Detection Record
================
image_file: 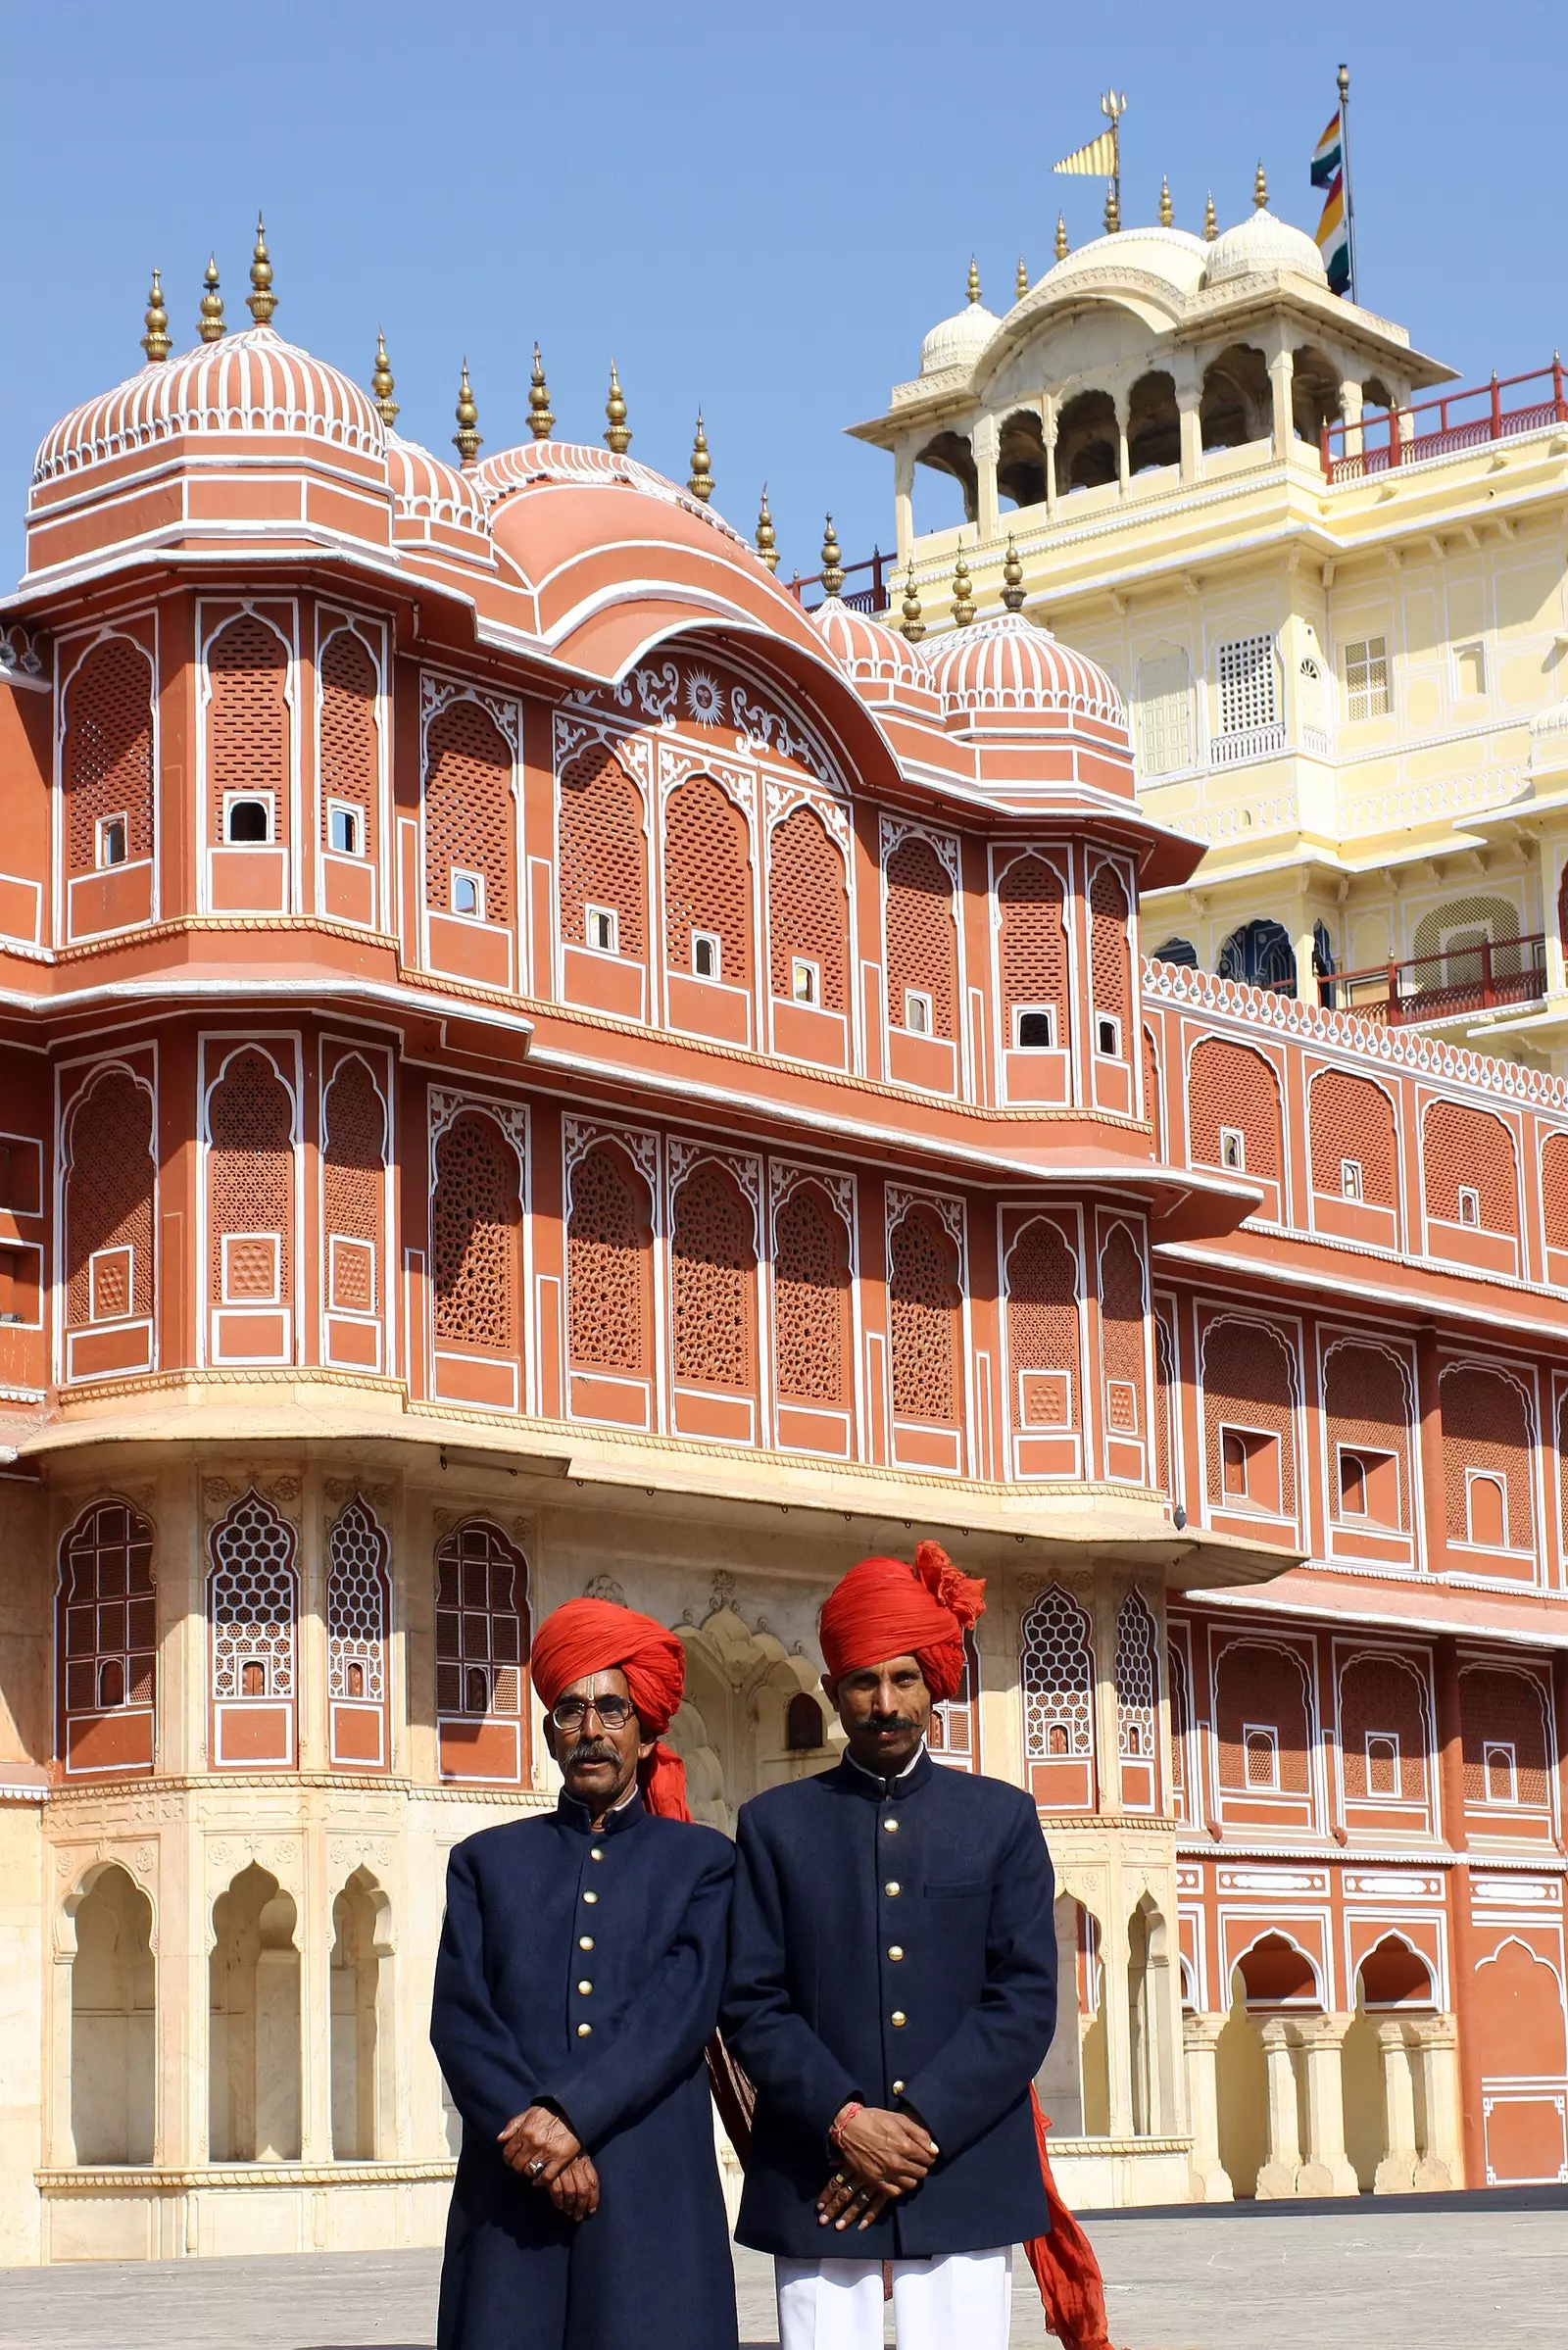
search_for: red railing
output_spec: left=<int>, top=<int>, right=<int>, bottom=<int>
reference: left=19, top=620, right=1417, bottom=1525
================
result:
left=1319, top=360, right=1567, bottom=485
left=787, top=549, right=893, bottom=615
left=1319, top=934, right=1546, bottom=1027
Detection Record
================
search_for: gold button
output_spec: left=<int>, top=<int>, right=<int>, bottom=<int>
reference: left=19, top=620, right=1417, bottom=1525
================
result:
left=577, top=1980, right=593, bottom=1995
left=576, top=2022, right=593, bottom=2038
left=590, top=1846, right=605, bottom=1861
left=885, top=1881, right=901, bottom=1897
left=883, top=1817, right=899, bottom=1833
left=891, top=2010, right=906, bottom=2028
left=583, top=1890, right=598, bottom=1905
left=892, top=2080, right=906, bottom=2095
left=579, top=1935, right=594, bottom=1951
left=889, top=1945, right=904, bottom=1962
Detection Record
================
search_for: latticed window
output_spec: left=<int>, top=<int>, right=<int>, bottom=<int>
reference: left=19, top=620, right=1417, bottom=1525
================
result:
left=1310, top=1070, right=1396, bottom=1206
left=424, top=697, right=513, bottom=920
left=998, top=855, right=1069, bottom=1053
left=888, top=1208, right=959, bottom=1424
left=1005, top=1217, right=1078, bottom=1430
left=1152, top=1310, right=1177, bottom=1497
left=567, top=1145, right=651, bottom=1375
left=773, top=1184, right=850, bottom=1406
left=1324, top=1342, right=1411, bottom=1530
left=1459, top=1665, right=1550, bottom=1806
left=1542, top=1133, right=1568, bottom=1252
left=1166, top=1639, right=1190, bottom=1804
left=64, top=639, right=155, bottom=876
left=671, top=1163, right=755, bottom=1390
left=64, top=1069, right=155, bottom=1330
left=768, top=806, right=848, bottom=1012
left=1422, top=1102, right=1518, bottom=1236
left=1339, top=1654, right=1427, bottom=1803
left=207, top=613, right=289, bottom=844
left=1135, top=648, right=1195, bottom=776
left=1188, top=1039, right=1284, bottom=1184
left=59, top=1500, right=156, bottom=1721
left=664, top=774, right=751, bottom=983
left=1344, top=636, right=1390, bottom=722
left=318, top=629, right=378, bottom=855
left=322, top=1056, right=386, bottom=1316
left=210, top=1493, right=297, bottom=1700
left=432, top=1111, right=520, bottom=1353
left=885, top=836, right=956, bottom=1039
left=1021, top=1586, right=1095, bottom=1760
left=929, top=1633, right=979, bottom=1764
left=1440, top=1363, right=1533, bottom=1549
left=1201, top=1317, right=1298, bottom=1517
left=435, top=1521, right=527, bottom=1720
left=207, top=1049, right=293, bottom=1312
left=1214, top=1640, right=1311, bottom=1793
left=1089, top=862, right=1132, bottom=1054
left=1115, top=1591, right=1158, bottom=1760
left=327, top=1496, right=390, bottom=1703
left=1215, top=635, right=1278, bottom=735
left=1100, top=1224, right=1146, bottom=1438
left=559, top=746, right=647, bottom=956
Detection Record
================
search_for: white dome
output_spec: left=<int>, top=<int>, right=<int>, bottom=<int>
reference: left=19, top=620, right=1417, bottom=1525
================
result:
left=1041, top=225, right=1208, bottom=301
left=1204, top=207, right=1327, bottom=289
left=919, top=298, right=1001, bottom=378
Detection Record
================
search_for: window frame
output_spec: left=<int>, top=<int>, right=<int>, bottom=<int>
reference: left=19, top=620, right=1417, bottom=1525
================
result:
left=585, top=902, right=619, bottom=956
left=904, top=986, right=934, bottom=1037
left=691, top=927, right=722, bottom=981
left=789, top=954, right=819, bottom=1006
left=326, top=799, right=363, bottom=857
left=95, top=811, right=129, bottom=870
left=1242, top=1721, right=1281, bottom=1790
left=450, top=864, right=485, bottom=920
left=1219, top=1124, right=1246, bottom=1172
left=223, top=790, right=275, bottom=848
left=1343, top=634, right=1391, bottom=723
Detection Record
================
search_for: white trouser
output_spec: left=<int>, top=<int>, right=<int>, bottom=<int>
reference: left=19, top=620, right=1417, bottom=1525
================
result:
left=775, top=2247, right=1012, bottom=2349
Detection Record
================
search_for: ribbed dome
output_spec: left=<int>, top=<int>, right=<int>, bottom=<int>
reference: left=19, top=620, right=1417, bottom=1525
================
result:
left=808, top=597, right=931, bottom=692
left=919, top=299, right=1001, bottom=378
left=929, top=610, right=1125, bottom=731
left=385, top=434, right=491, bottom=558
left=1204, top=207, right=1328, bottom=289
left=472, top=438, right=748, bottom=547
left=32, top=325, right=384, bottom=484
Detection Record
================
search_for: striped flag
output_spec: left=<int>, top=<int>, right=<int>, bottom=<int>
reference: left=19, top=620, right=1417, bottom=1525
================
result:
left=1310, top=109, right=1343, bottom=189
left=1315, top=170, right=1350, bottom=295
left=1054, top=129, right=1117, bottom=176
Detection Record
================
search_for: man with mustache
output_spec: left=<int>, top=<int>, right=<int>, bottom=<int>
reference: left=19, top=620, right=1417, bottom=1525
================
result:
left=721, top=1545, right=1063, bottom=2350
left=431, top=1598, right=737, bottom=2350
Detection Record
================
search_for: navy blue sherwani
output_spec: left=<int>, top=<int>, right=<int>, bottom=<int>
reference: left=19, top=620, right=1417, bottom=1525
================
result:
left=431, top=1790, right=738, bottom=2350
left=721, top=1748, right=1056, bottom=2258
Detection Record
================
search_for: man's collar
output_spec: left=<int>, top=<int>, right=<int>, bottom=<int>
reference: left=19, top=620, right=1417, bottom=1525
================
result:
left=556, top=1779, right=645, bottom=1836
left=839, top=1739, right=933, bottom=1799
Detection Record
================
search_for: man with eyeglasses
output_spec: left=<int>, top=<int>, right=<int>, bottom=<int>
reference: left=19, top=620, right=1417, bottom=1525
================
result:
left=431, top=1596, right=738, bottom=2350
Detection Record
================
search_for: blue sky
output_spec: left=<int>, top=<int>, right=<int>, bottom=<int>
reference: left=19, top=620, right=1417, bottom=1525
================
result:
left=4, top=1, right=1565, bottom=590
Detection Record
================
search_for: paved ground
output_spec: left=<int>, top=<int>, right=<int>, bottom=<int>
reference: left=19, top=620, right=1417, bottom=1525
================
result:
left=1, top=2190, right=1565, bottom=2348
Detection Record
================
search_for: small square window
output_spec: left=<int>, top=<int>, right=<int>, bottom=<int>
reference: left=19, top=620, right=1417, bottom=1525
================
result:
left=97, top=814, right=128, bottom=869
left=1365, top=1733, right=1401, bottom=1798
left=1483, top=1740, right=1517, bottom=1805
left=225, top=796, right=271, bottom=846
left=905, top=989, right=933, bottom=1037
left=587, top=905, right=618, bottom=955
left=1243, top=1724, right=1280, bottom=1789
left=1015, top=1006, right=1055, bottom=1051
left=1219, top=1126, right=1246, bottom=1172
left=791, top=956, right=819, bottom=1005
left=1344, top=636, right=1391, bottom=722
left=1341, top=1158, right=1363, bottom=1202
left=692, top=930, right=720, bottom=980
left=1457, top=1185, right=1480, bottom=1229
left=451, top=868, right=483, bottom=918
left=328, top=804, right=361, bottom=856
left=1096, top=1013, right=1121, bottom=1058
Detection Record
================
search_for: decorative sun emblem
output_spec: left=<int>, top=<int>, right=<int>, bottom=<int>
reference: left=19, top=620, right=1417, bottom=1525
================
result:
left=685, top=669, right=724, bottom=726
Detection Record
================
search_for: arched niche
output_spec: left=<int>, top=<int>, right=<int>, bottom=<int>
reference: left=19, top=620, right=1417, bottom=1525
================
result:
left=1127, top=370, right=1181, bottom=473
left=913, top=430, right=978, bottom=527
left=997, top=409, right=1048, bottom=510
left=1200, top=345, right=1270, bottom=451
left=330, top=1866, right=395, bottom=2161
left=67, top=1862, right=156, bottom=2165
left=1055, top=388, right=1118, bottom=491
left=669, top=1603, right=832, bottom=1832
left=210, top=1862, right=300, bottom=2162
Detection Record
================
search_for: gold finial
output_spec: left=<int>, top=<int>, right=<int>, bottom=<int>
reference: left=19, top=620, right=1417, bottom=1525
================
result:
left=604, top=360, right=631, bottom=455
left=1158, top=175, right=1173, bottom=228
left=1054, top=212, right=1069, bottom=263
left=1203, top=189, right=1217, bottom=241
left=246, top=212, right=276, bottom=324
left=820, top=514, right=844, bottom=599
left=756, top=484, right=778, bottom=571
left=453, top=358, right=481, bottom=465
left=1103, top=180, right=1120, bottom=235
left=687, top=412, right=713, bottom=504
left=900, top=561, right=925, bottom=644
left=952, top=541, right=975, bottom=627
left=1253, top=159, right=1268, bottom=210
left=1015, top=254, right=1029, bottom=301
left=370, top=328, right=399, bottom=426
left=198, top=255, right=225, bottom=344
left=528, top=342, right=555, bottom=440
left=1002, top=533, right=1025, bottom=613
left=966, top=256, right=981, bottom=305
left=141, top=269, right=171, bottom=365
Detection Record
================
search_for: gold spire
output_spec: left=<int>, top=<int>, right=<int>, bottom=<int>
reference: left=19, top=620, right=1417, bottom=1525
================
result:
left=1015, top=254, right=1029, bottom=301
left=1158, top=175, right=1173, bottom=228
left=528, top=342, right=555, bottom=440
left=453, top=359, right=481, bottom=465
left=900, top=561, right=925, bottom=644
left=966, top=256, right=981, bottom=305
left=370, top=329, right=398, bottom=427
left=246, top=212, right=276, bottom=324
left=687, top=412, right=712, bottom=504
left=820, top=515, right=844, bottom=599
left=952, top=541, right=974, bottom=627
left=1203, top=189, right=1217, bottom=241
left=1001, top=533, right=1026, bottom=613
left=197, top=256, right=225, bottom=344
left=1253, top=159, right=1268, bottom=210
left=604, top=360, right=631, bottom=456
left=141, top=269, right=171, bottom=365
left=1054, top=212, right=1069, bottom=263
left=755, top=484, right=778, bottom=571
left=1103, top=180, right=1120, bottom=235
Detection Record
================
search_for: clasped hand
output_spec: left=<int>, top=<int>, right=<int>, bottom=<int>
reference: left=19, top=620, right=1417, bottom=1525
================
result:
left=816, top=2104, right=939, bottom=2231
left=498, top=2104, right=601, bottom=2221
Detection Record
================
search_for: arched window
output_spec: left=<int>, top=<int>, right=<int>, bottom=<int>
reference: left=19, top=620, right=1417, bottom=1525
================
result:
left=998, top=854, right=1070, bottom=1058
left=768, top=804, right=849, bottom=1017
left=1217, top=917, right=1295, bottom=994
left=1187, top=1038, right=1284, bottom=1187
left=559, top=745, right=647, bottom=960
left=63, top=639, right=155, bottom=879
left=207, top=612, right=289, bottom=848
left=929, top=1631, right=980, bottom=1772
left=1151, top=936, right=1198, bottom=969
left=1020, top=1587, right=1096, bottom=1801
left=1088, top=861, right=1132, bottom=1061
left=63, top=1068, right=156, bottom=1372
left=322, top=1055, right=387, bottom=1357
left=670, top=1162, right=756, bottom=1393
left=326, top=1495, right=391, bottom=1770
left=1309, top=1070, right=1396, bottom=1209
left=663, top=774, right=752, bottom=990
left=434, top=1519, right=530, bottom=1785
left=885, top=834, right=957, bottom=1041
left=888, top=1207, right=960, bottom=1429
left=773, top=1183, right=852, bottom=1413
left=1099, top=1223, right=1147, bottom=1461
left=318, top=627, right=378, bottom=861
left=1115, top=1591, right=1158, bottom=1806
left=1323, top=1341, right=1412, bottom=1533
left=1200, top=1315, right=1298, bottom=1525
left=1440, top=1363, right=1533, bottom=1554
left=206, top=1047, right=295, bottom=1364
left=786, top=1692, right=825, bottom=1751
left=1422, top=1102, right=1519, bottom=1239
left=432, top=1109, right=522, bottom=1365
left=209, top=1492, right=298, bottom=1768
left=1005, top=1216, right=1079, bottom=1435
left=57, top=1499, right=156, bottom=1777
left=1214, top=1640, right=1312, bottom=1800
left=567, top=1143, right=654, bottom=1381
left=424, top=697, right=513, bottom=922
left=1166, top=1638, right=1191, bottom=1818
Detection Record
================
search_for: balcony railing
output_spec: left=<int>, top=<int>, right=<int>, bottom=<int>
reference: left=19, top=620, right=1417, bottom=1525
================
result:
left=1319, top=934, right=1547, bottom=1028
left=1319, top=360, right=1568, bottom=486
left=787, top=549, right=894, bottom=615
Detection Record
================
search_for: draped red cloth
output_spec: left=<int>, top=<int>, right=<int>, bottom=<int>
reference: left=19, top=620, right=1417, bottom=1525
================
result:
left=1024, top=2093, right=1116, bottom=2350
left=530, top=1597, right=691, bottom=1820
left=817, top=1542, right=986, bottom=1702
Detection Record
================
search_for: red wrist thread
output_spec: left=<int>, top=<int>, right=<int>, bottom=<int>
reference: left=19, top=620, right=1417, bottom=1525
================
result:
left=829, top=2101, right=864, bottom=2147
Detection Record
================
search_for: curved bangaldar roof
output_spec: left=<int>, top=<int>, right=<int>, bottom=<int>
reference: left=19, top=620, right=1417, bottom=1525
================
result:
left=474, top=436, right=751, bottom=550
left=1038, top=223, right=1210, bottom=305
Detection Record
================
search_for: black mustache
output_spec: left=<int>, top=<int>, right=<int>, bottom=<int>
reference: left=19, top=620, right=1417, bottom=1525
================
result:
left=865, top=1715, right=920, bottom=1733
left=567, top=1741, right=618, bottom=1767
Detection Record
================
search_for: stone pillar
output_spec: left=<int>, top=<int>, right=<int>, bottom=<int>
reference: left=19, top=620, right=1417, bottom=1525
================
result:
left=1373, top=2019, right=1420, bottom=2192
left=893, top=445, right=915, bottom=567
left=1183, top=2013, right=1234, bottom=2201
left=1539, top=834, right=1566, bottom=1000
left=1294, top=2014, right=1360, bottom=2196
left=1406, top=2014, right=1461, bottom=2189
left=1293, top=908, right=1321, bottom=1004
left=1434, top=1634, right=1483, bottom=2187
left=973, top=415, right=1001, bottom=544
left=1114, top=389, right=1131, bottom=496
left=1043, top=399, right=1059, bottom=522
left=47, top=1928, right=76, bottom=2168
left=1177, top=387, right=1203, bottom=483
left=300, top=1832, right=333, bottom=2166
left=1339, top=378, right=1363, bottom=461
left=254, top=1946, right=301, bottom=2162
left=1268, top=347, right=1296, bottom=461
left=1255, top=2019, right=1302, bottom=2198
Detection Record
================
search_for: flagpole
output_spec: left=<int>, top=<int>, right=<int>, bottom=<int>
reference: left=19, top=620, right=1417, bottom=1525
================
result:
left=1338, top=62, right=1357, bottom=304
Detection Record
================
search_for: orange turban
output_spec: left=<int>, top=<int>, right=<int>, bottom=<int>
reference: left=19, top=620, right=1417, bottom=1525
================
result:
left=818, top=1542, right=985, bottom=1702
left=531, top=1597, right=692, bottom=1820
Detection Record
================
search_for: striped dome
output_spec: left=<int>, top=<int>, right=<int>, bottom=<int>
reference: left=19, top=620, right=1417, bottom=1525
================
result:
left=32, top=326, right=384, bottom=484
left=929, top=609, right=1125, bottom=732
left=386, top=433, right=490, bottom=546
left=808, top=597, right=931, bottom=693
left=472, top=438, right=748, bottom=548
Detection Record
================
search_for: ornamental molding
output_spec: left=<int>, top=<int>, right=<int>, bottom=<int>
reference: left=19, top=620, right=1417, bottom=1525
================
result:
left=658, top=737, right=756, bottom=815
left=583, top=1573, right=628, bottom=1606
left=885, top=1182, right=965, bottom=1255
left=428, top=1086, right=529, bottom=1177
left=879, top=809, right=962, bottom=892
left=764, top=773, right=853, bottom=857
left=563, top=1114, right=660, bottom=1196
left=729, top=682, right=820, bottom=774
left=553, top=709, right=654, bottom=793
left=202, top=1475, right=301, bottom=1527
left=666, top=1136, right=762, bottom=1236
left=768, top=1157, right=854, bottom=1232
left=419, top=668, right=521, bottom=760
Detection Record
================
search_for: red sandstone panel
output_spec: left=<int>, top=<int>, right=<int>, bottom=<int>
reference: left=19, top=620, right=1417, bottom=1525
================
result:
left=1030, top=1758, right=1094, bottom=1809
left=1425, top=1221, right=1520, bottom=1278
left=67, top=1321, right=155, bottom=1381
left=210, top=846, right=287, bottom=913
left=65, top=1707, right=155, bottom=1776
left=1483, top=2096, right=1568, bottom=2184
left=322, top=855, right=376, bottom=929
left=0, top=873, right=42, bottom=943
left=325, top=1314, right=380, bottom=1371
left=329, top=1700, right=386, bottom=1768
left=563, top=945, right=645, bottom=1021
left=1014, top=1432, right=1081, bottom=1479
left=569, top=1371, right=653, bottom=1430
left=1004, top=1047, right=1069, bottom=1106
left=433, top=1351, right=517, bottom=1411
left=427, top=911, right=514, bottom=991
left=776, top=1403, right=852, bottom=1457
left=893, top=1421, right=961, bottom=1473
left=214, top=1700, right=293, bottom=1767
left=887, top=1029, right=957, bottom=1097
left=1107, top=1436, right=1146, bottom=1483
left=1093, top=1057, right=1133, bottom=1117
left=665, top=971, right=751, bottom=1048
left=1313, top=1194, right=1398, bottom=1249
left=770, top=999, right=850, bottom=1071
left=673, top=1387, right=754, bottom=1444
left=1328, top=1526, right=1414, bottom=1568
left=1120, top=1759, right=1154, bottom=1809
left=212, top=1307, right=290, bottom=1364
left=438, top=1715, right=521, bottom=1785
left=67, top=860, right=154, bottom=939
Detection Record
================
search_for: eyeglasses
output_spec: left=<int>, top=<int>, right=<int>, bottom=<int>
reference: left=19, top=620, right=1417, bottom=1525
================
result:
left=549, top=1694, right=635, bottom=1733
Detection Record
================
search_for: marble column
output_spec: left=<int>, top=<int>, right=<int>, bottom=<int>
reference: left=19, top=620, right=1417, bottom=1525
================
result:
left=1114, top=389, right=1131, bottom=496
left=1294, top=2014, right=1360, bottom=2197
left=1183, top=2013, right=1234, bottom=2201
left=1177, top=387, right=1203, bottom=483
left=973, top=415, right=1001, bottom=544
left=1339, top=378, right=1363, bottom=462
left=1373, top=2018, right=1420, bottom=2193
left=1268, top=347, right=1296, bottom=462
left=1043, top=399, right=1059, bottom=522
left=894, top=446, right=915, bottom=567
left=1255, top=2019, right=1303, bottom=2198
left=1406, top=2014, right=1460, bottom=2189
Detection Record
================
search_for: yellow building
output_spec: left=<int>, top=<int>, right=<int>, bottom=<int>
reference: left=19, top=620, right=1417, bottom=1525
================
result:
left=850, top=177, right=1568, bottom=1063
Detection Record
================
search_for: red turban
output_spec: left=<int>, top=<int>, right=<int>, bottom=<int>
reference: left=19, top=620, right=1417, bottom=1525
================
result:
left=531, top=1597, right=692, bottom=1820
left=818, top=1542, right=985, bottom=1702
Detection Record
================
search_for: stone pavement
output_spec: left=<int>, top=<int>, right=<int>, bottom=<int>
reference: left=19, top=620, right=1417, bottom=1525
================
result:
left=0, top=2190, right=1564, bottom=2348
